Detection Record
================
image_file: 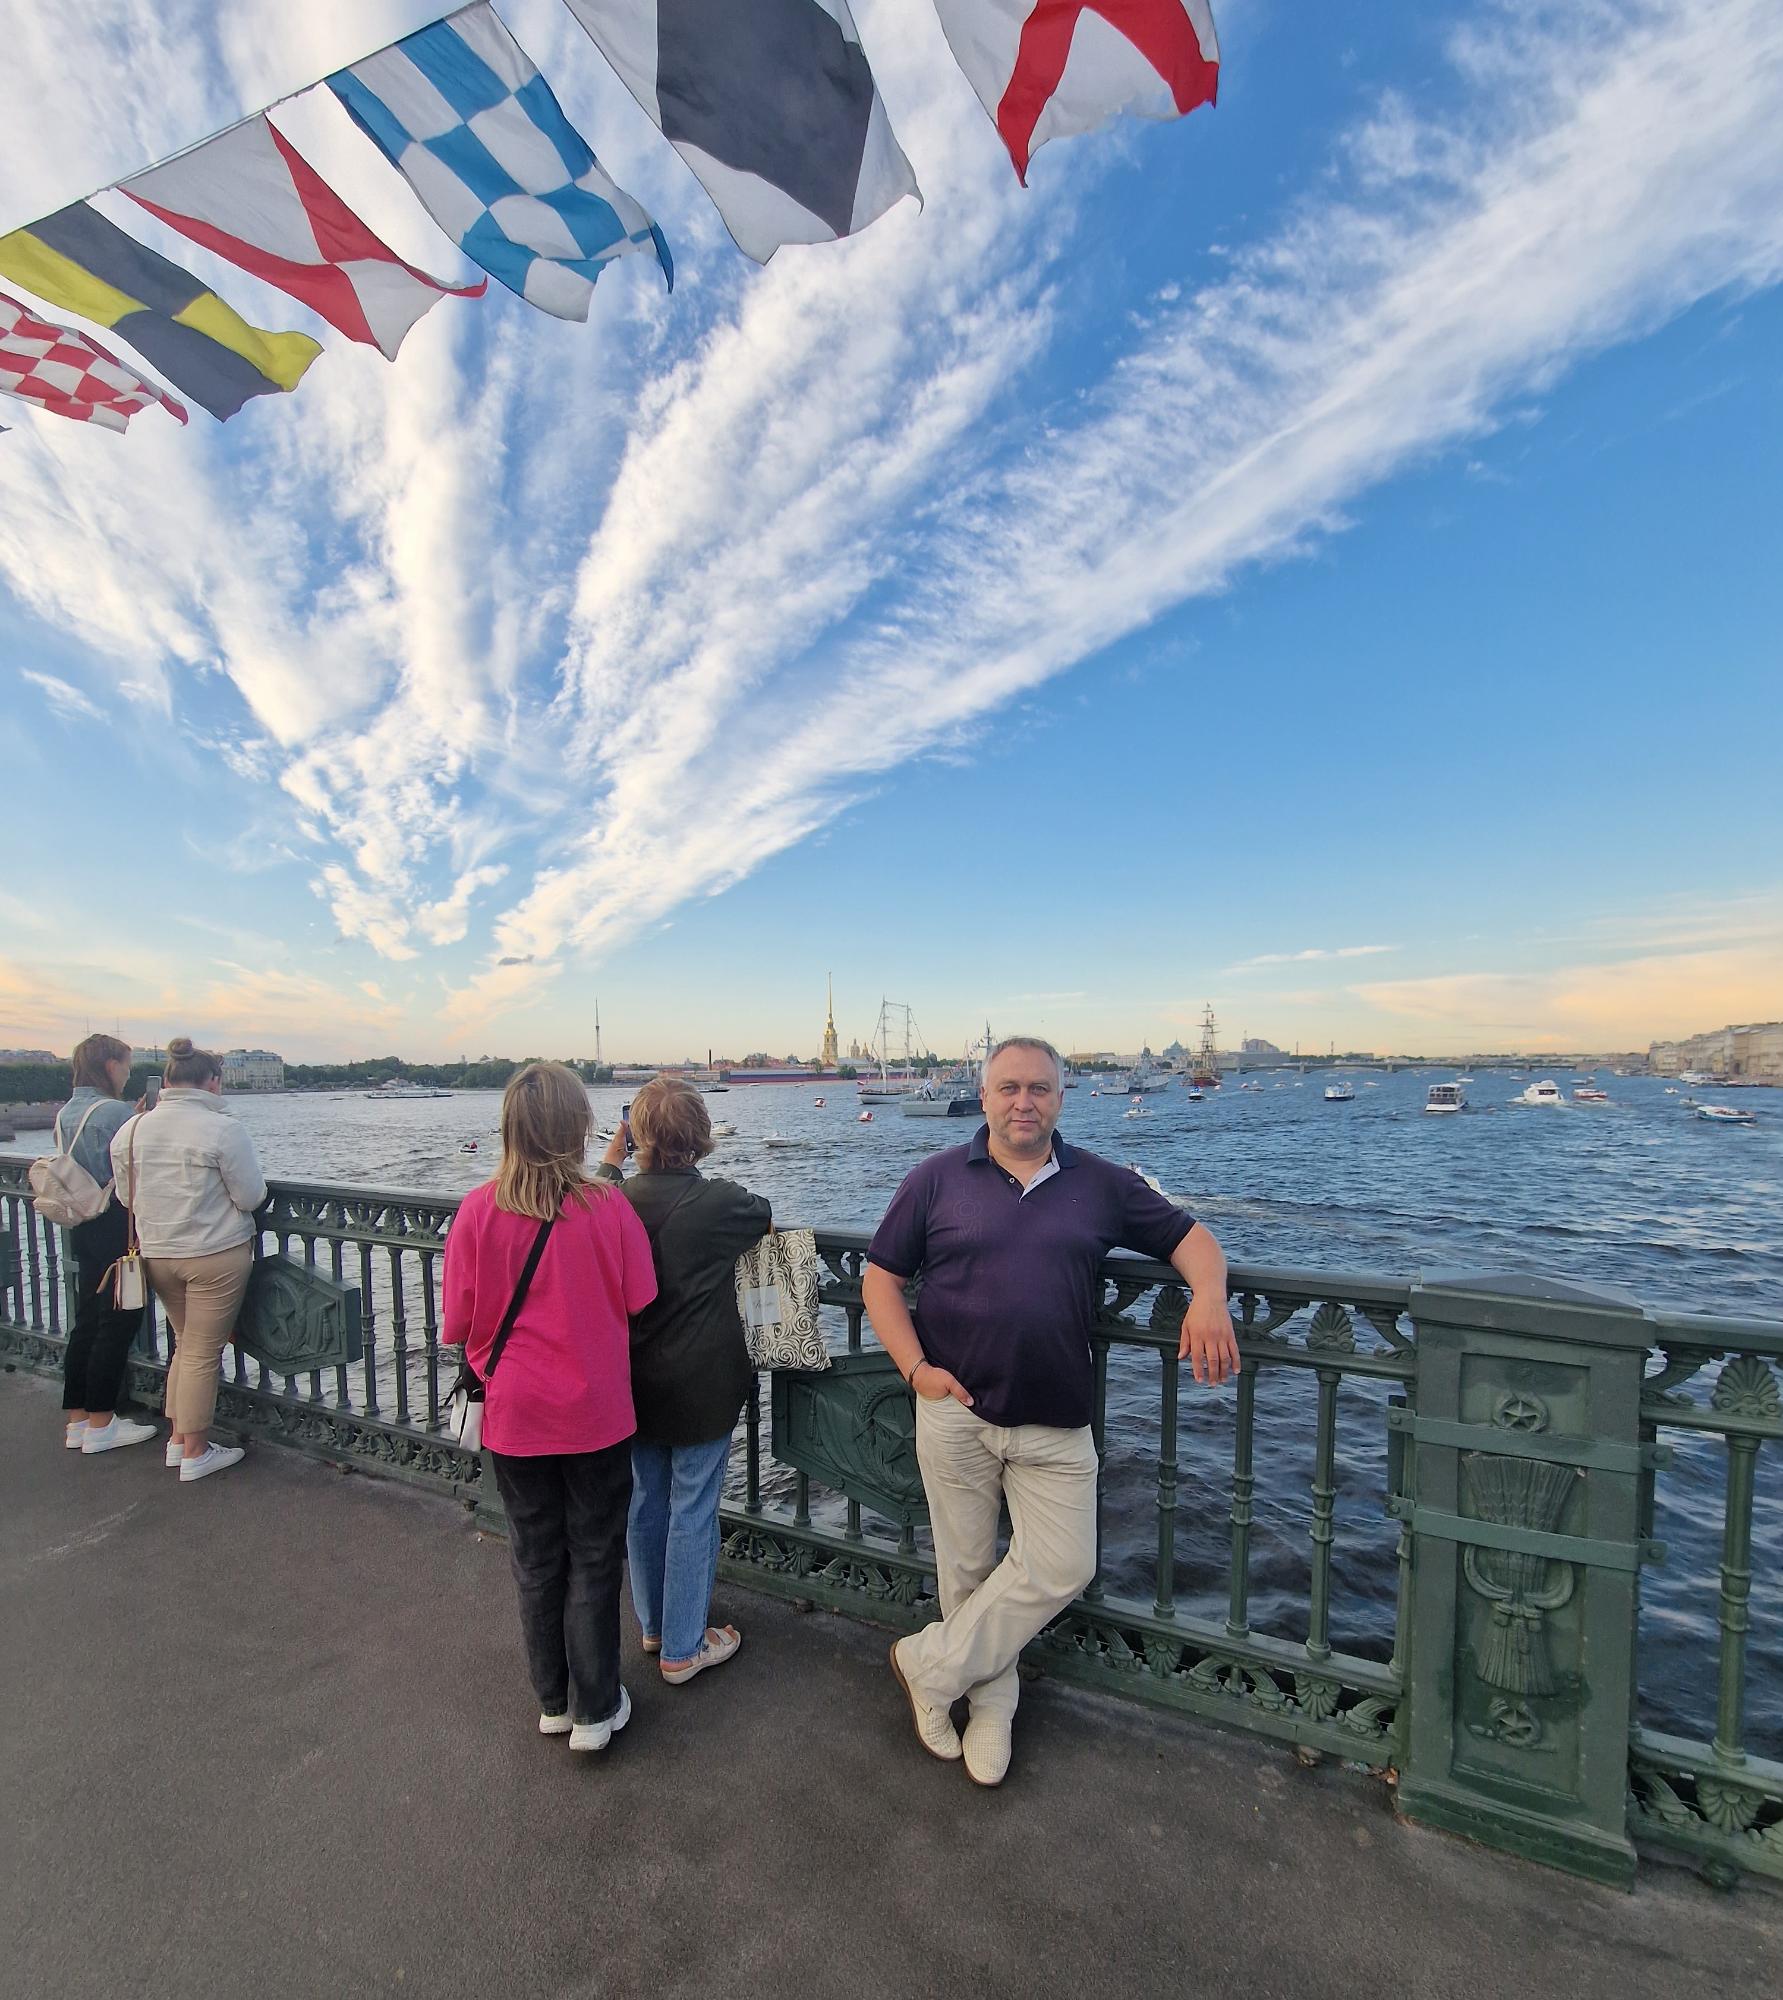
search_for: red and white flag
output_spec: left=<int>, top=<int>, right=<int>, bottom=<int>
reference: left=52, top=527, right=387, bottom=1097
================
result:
left=0, top=289, right=187, bottom=432
left=933, top=0, right=1219, bottom=184
left=122, top=114, right=485, bottom=361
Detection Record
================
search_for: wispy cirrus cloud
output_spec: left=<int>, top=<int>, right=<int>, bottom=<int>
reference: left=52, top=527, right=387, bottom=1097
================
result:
left=1227, top=946, right=1399, bottom=972
left=20, top=669, right=105, bottom=721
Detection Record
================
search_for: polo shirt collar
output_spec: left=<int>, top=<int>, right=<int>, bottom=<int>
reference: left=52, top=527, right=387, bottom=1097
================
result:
left=968, top=1124, right=1078, bottom=1169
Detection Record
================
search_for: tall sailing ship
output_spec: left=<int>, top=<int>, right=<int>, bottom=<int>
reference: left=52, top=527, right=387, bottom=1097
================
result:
left=1190, top=1005, right=1221, bottom=1089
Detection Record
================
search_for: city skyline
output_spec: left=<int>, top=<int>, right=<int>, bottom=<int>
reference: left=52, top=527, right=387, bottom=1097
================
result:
left=3, top=3, right=1780, bottom=1064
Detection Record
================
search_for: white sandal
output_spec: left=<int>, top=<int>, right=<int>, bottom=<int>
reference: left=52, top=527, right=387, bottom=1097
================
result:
left=660, top=1625, right=741, bottom=1685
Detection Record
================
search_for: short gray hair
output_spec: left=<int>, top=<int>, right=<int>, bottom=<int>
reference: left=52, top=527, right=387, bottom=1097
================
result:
left=983, top=1036, right=1064, bottom=1084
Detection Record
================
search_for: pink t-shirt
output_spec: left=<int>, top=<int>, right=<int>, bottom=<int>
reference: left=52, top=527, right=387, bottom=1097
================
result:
left=442, top=1181, right=657, bottom=1456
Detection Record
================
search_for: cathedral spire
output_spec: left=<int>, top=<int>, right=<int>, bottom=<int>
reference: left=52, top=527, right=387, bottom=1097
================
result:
left=820, top=973, right=839, bottom=1068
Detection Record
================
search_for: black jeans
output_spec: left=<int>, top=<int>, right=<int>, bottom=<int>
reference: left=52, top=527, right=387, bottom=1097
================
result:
left=61, top=1203, right=146, bottom=1416
left=490, top=1441, right=633, bottom=1725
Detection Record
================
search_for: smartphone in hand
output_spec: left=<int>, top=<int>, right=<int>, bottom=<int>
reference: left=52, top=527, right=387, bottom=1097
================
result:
left=620, top=1101, right=634, bottom=1156
left=143, top=1076, right=161, bottom=1109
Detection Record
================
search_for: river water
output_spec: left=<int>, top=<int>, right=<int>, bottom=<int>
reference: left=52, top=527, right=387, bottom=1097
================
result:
left=9, top=1067, right=1779, bottom=1747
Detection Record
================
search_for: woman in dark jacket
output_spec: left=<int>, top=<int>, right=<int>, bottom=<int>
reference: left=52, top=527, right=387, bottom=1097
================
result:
left=599, top=1076, right=770, bottom=1684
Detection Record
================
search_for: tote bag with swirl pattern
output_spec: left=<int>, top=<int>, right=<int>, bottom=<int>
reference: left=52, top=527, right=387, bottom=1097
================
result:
left=733, top=1228, right=828, bottom=1372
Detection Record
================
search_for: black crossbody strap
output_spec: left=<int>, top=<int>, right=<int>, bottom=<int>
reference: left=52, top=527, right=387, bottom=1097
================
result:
left=484, top=1215, right=555, bottom=1381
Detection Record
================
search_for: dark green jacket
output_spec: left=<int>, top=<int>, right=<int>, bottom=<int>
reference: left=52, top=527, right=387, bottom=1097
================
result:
left=597, top=1165, right=772, bottom=1446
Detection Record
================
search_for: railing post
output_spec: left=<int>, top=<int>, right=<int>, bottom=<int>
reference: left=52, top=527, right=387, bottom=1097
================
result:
left=1394, top=1274, right=1655, bottom=1888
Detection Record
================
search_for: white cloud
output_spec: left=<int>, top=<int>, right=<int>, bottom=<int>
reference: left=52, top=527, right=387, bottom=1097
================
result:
left=20, top=669, right=104, bottom=721
left=1228, top=946, right=1399, bottom=971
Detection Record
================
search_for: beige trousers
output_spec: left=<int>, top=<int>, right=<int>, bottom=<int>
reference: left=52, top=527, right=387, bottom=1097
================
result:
left=903, top=1392, right=1099, bottom=1721
left=148, top=1244, right=254, bottom=1435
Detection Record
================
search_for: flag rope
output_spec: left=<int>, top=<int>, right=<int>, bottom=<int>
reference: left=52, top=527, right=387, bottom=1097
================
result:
left=0, top=2, right=482, bottom=238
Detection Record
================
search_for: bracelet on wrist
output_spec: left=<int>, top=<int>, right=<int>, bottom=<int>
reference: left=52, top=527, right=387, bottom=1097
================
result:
left=908, top=1358, right=926, bottom=1387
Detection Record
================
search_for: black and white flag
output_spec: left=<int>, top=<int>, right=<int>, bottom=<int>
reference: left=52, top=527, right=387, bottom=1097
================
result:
left=562, top=0, right=919, bottom=263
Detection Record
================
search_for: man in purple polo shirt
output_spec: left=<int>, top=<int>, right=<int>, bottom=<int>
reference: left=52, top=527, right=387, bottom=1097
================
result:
left=863, top=1035, right=1237, bottom=1786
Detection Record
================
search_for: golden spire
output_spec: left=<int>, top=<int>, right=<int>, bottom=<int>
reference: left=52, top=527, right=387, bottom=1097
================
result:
left=821, top=973, right=839, bottom=1068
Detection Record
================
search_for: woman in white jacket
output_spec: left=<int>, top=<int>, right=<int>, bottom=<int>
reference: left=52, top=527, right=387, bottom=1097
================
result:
left=111, top=1038, right=267, bottom=1484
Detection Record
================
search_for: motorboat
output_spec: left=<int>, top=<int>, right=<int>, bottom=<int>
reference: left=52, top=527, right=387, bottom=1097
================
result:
left=363, top=1079, right=453, bottom=1100
left=458, top=1139, right=480, bottom=1153
left=1424, top=1083, right=1466, bottom=1115
left=1573, top=1086, right=1610, bottom=1103
left=812, top=1096, right=825, bottom=1108
left=1240, top=1081, right=1264, bottom=1093
left=762, top=1133, right=806, bottom=1149
left=1186, top=1086, right=1204, bottom=1102
left=1696, top=1104, right=1756, bottom=1125
left=1514, top=1080, right=1565, bottom=1106
left=1324, top=1082, right=1355, bottom=1102
left=710, top=1121, right=737, bottom=1138
left=1122, top=1097, right=1150, bottom=1119
left=1678, top=1071, right=1713, bottom=1087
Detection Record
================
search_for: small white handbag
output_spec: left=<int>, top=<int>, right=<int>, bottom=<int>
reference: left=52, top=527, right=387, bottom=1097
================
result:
left=105, top=1115, right=148, bottom=1312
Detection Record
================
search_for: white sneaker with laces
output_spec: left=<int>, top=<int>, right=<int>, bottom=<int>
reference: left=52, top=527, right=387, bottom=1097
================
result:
left=538, top=1712, right=573, bottom=1736
left=65, top=1423, right=87, bottom=1450
left=962, top=1709, right=1013, bottom=1787
left=166, top=1440, right=185, bottom=1468
left=569, top=1687, right=631, bottom=1752
left=179, top=1442, right=245, bottom=1483
left=890, top=1638, right=963, bottom=1761
left=82, top=1418, right=158, bottom=1454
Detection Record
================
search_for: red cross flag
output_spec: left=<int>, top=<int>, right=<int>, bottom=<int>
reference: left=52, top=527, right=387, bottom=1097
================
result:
left=0, top=289, right=187, bottom=433
left=933, top=0, right=1219, bottom=184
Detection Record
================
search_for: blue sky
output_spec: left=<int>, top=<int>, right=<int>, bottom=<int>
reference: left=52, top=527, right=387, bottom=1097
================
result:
left=3, top=0, right=1780, bottom=1063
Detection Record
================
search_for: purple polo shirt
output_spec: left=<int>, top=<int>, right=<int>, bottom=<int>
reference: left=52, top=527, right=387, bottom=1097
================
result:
left=867, top=1125, right=1195, bottom=1429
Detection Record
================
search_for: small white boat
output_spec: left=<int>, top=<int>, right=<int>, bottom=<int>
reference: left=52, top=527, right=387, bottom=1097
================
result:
left=1663, top=1087, right=1677, bottom=1095
left=1324, top=1082, right=1355, bottom=1102
left=1240, top=1081, right=1264, bottom=1093
left=1424, top=1083, right=1466, bottom=1115
left=1186, top=1086, right=1204, bottom=1102
left=763, top=1133, right=805, bottom=1149
left=1696, top=1104, right=1756, bottom=1125
left=458, top=1140, right=480, bottom=1153
left=1515, top=1080, right=1565, bottom=1106
left=812, top=1096, right=826, bottom=1107
left=1573, top=1086, right=1609, bottom=1103
left=1457, top=1075, right=1475, bottom=1083
left=710, top=1121, right=737, bottom=1138
left=857, top=1110, right=874, bottom=1122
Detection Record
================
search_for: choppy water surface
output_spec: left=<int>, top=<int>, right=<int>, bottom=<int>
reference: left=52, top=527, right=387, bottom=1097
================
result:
left=13, top=1069, right=1780, bottom=1746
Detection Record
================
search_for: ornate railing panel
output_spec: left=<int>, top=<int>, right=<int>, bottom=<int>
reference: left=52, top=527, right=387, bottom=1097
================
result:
left=1630, top=1308, right=1783, bottom=1886
left=2, top=1158, right=1778, bottom=1886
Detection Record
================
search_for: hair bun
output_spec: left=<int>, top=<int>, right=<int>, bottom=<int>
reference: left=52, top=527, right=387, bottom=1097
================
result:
left=167, top=1036, right=195, bottom=1057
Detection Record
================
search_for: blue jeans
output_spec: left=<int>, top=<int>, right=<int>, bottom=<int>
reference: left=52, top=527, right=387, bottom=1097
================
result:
left=627, top=1433, right=732, bottom=1661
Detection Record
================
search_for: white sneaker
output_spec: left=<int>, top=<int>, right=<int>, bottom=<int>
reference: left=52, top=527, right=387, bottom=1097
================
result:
left=65, top=1423, right=87, bottom=1450
left=962, top=1710, right=1013, bottom=1787
left=569, top=1687, right=631, bottom=1752
left=179, top=1443, right=245, bottom=1483
left=166, top=1440, right=185, bottom=1469
left=890, top=1638, right=963, bottom=1761
left=82, top=1418, right=158, bottom=1455
left=538, top=1712, right=573, bottom=1736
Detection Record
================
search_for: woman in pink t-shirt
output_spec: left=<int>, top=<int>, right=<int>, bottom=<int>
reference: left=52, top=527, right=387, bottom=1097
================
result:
left=443, top=1062, right=657, bottom=1751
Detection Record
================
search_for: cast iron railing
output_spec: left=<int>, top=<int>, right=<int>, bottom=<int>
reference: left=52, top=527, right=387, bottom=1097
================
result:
left=1, top=1160, right=1777, bottom=1888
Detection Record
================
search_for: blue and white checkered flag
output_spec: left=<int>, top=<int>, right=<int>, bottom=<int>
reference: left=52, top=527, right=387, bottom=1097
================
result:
left=329, top=2, right=671, bottom=322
